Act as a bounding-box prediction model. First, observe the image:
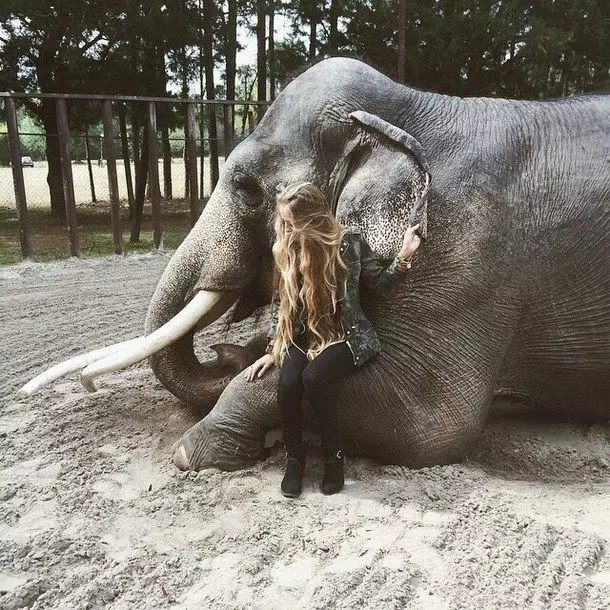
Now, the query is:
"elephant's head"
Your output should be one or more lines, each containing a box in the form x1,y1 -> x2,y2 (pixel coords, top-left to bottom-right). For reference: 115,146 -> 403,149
20,58 -> 431,418
140,58 -> 430,408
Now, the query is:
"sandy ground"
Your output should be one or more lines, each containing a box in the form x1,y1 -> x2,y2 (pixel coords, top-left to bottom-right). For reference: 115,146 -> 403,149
0,254 -> 608,609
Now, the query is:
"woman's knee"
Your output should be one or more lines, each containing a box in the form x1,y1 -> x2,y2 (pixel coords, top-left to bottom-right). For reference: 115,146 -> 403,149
301,364 -> 327,390
278,366 -> 304,393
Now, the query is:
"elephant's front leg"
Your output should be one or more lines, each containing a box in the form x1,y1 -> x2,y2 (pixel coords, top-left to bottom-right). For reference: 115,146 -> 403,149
173,365 -> 282,471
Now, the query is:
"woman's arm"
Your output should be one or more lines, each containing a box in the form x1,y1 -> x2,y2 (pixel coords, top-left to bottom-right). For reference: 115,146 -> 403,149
359,225 -> 421,292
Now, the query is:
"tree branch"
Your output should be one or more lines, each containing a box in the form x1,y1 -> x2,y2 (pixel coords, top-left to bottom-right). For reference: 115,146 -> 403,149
79,31 -> 105,54
0,75 -> 42,116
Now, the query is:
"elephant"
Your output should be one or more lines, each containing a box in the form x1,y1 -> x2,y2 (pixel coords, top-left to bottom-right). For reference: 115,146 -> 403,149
21,57 -> 609,472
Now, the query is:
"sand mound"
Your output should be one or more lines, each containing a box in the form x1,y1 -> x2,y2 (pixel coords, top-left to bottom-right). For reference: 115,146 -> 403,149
1,254 -> 608,609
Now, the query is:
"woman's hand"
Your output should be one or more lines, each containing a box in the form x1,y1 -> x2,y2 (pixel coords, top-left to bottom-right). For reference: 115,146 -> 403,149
399,223 -> 422,260
244,354 -> 275,381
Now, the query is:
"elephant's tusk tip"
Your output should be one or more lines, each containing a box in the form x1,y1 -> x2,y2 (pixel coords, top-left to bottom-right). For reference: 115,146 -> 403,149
16,386 -> 33,398
80,374 -> 98,393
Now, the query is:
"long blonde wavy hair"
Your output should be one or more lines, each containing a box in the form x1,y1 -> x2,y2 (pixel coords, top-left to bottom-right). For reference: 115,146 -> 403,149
270,182 -> 349,366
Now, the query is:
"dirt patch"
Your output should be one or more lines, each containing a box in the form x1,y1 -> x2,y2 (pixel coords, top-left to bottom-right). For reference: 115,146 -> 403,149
1,255 -> 608,609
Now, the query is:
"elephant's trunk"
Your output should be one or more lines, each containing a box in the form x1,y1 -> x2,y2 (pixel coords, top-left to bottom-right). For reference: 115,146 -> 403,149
143,245 -> 242,410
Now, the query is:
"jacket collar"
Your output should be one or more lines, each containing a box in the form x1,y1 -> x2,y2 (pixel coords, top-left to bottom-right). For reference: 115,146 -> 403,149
339,226 -> 360,257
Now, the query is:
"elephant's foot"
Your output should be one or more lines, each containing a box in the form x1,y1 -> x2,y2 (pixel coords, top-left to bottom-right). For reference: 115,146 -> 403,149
171,414 -> 266,472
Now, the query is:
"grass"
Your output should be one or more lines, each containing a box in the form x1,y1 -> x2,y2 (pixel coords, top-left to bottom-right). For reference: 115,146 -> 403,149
0,199 -> 198,266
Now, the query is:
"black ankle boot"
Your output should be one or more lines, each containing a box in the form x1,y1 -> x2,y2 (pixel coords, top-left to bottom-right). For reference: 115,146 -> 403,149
281,450 -> 306,498
321,450 -> 345,495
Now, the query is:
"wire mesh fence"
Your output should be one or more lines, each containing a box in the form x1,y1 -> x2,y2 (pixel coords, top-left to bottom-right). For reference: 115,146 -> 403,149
0,95 -> 269,263
0,136 -> 225,207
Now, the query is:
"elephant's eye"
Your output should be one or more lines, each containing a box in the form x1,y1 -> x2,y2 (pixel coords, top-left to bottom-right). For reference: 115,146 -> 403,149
233,172 -> 263,208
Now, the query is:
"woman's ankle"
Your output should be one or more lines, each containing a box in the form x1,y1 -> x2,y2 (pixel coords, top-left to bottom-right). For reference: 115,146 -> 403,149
321,449 -> 345,495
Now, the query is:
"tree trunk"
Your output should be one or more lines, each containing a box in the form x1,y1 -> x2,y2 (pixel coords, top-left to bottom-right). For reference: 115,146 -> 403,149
162,125 -> 172,200
184,143 -> 190,199
309,15 -> 317,60
199,33 -> 205,197
157,45 -> 172,200
119,104 -> 135,218
131,104 -> 141,167
199,104 -> 205,197
203,0 -> 219,190
329,0 -> 339,56
226,0 -> 237,132
268,2 -> 275,99
181,43 -> 190,198
84,129 -> 97,203
256,0 -> 267,121
41,99 -> 66,218
130,113 -> 149,243
397,0 -> 406,83
241,74 -> 249,137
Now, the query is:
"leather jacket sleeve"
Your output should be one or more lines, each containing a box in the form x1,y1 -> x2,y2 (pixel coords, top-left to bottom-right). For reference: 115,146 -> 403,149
359,235 -> 411,292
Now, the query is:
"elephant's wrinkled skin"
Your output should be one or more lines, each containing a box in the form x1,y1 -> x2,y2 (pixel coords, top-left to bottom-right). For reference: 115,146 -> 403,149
146,57 -> 609,471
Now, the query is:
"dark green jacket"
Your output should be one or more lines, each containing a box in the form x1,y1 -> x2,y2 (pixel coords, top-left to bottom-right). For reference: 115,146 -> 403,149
267,226 -> 411,367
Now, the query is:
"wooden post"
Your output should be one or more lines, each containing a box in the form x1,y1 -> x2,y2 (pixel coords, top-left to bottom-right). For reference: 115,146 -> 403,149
186,103 -> 199,226
84,129 -> 97,202
147,101 -> 162,249
5,97 -> 30,259
102,100 -> 123,255
56,97 -> 79,257
118,104 -> 135,216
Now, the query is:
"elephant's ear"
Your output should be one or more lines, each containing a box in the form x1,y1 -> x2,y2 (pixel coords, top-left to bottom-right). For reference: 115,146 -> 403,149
329,110 -> 431,253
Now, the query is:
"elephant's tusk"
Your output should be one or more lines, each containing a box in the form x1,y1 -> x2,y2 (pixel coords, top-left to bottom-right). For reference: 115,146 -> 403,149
80,290 -> 224,393
17,337 -> 143,397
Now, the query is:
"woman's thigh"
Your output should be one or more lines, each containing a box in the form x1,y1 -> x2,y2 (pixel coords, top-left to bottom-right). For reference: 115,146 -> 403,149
302,341 -> 356,384
278,335 -> 309,389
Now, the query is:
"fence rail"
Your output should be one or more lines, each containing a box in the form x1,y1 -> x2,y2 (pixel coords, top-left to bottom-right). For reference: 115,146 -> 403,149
0,92 -> 269,105
1,93 -> 271,261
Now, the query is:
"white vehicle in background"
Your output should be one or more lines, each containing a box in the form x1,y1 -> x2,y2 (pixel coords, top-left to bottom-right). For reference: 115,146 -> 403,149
21,156 -> 34,167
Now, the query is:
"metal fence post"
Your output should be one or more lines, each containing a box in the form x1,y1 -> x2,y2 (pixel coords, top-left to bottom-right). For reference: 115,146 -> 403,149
186,103 -> 199,227
56,97 -> 79,257
147,101 -> 162,249
5,97 -> 31,259
102,100 -> 123,255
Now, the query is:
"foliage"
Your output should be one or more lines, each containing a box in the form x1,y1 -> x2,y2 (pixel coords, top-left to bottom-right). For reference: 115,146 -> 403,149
339,0 -> 608,98
0,0 -> 607,216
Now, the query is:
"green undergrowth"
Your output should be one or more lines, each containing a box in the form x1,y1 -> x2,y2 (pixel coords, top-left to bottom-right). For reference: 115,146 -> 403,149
0,199 -> 201,266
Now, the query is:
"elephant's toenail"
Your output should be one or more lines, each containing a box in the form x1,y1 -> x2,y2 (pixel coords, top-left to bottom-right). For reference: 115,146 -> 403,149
173,444 -> 191,471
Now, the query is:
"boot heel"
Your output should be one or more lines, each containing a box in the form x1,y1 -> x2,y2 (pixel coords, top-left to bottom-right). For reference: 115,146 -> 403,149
281,452 -> 306,498
321,450 -> 345,495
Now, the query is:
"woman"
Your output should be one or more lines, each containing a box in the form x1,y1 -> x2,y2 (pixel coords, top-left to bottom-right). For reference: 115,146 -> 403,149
244,182 -> 422,497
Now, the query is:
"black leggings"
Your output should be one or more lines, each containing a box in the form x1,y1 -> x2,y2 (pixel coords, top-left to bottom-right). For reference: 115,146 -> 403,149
277,331 -> 357,456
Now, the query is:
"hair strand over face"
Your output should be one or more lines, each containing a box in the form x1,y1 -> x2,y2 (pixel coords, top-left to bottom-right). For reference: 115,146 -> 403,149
271,182 -> 349,365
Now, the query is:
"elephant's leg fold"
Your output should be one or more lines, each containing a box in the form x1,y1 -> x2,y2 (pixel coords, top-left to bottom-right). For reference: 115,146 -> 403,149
334,357 -> 490,468
173,365 -> 281,471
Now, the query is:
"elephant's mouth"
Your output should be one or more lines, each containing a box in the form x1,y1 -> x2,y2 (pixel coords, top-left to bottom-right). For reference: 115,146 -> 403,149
18,288 -> 241,397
